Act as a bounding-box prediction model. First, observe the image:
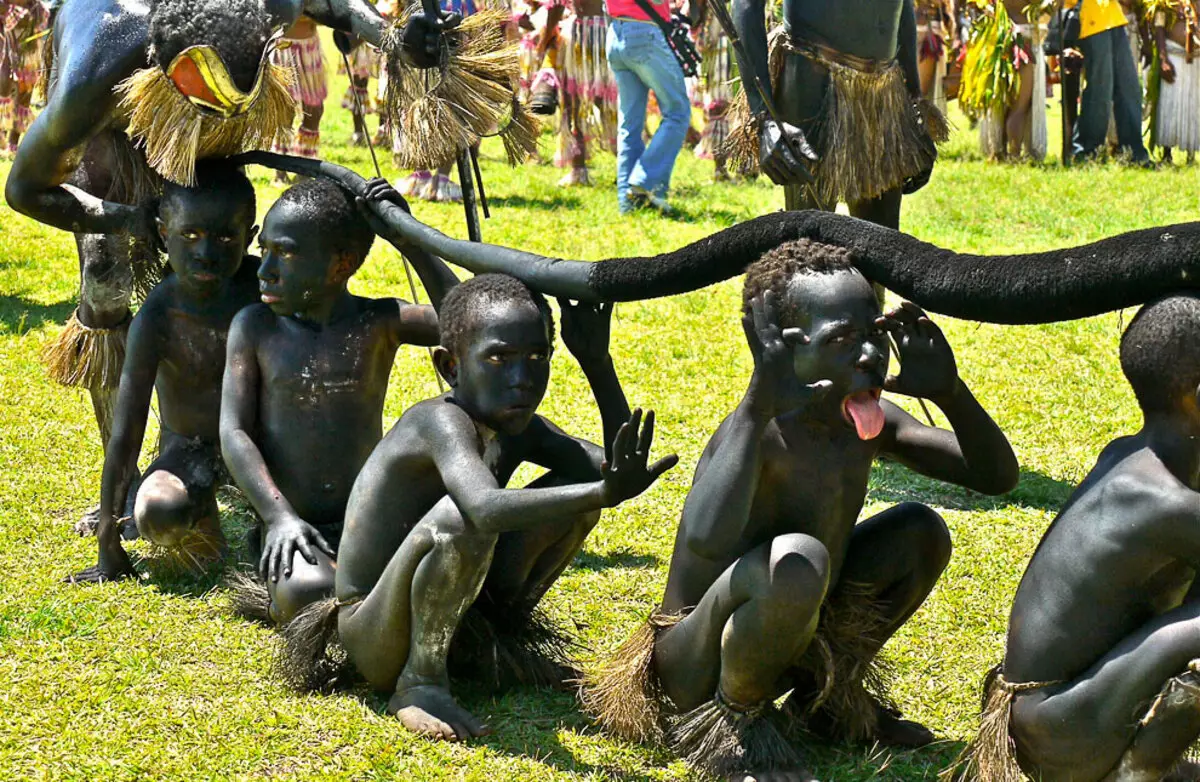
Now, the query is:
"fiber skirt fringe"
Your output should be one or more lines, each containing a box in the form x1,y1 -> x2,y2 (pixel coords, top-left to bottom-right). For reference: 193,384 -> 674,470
41,308 -> 129,389
556,15 -> 617,165
940,664 -> 1059,782
383,6 -> 539,169
725,29 -> 949,206
271,35 -> 328,108
447,599 -> 580,690
1157,40 -> 1200,152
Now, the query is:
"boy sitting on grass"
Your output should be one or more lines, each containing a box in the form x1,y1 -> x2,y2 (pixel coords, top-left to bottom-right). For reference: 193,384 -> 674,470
953,294 -> 1200,782
221,177 -> 456,623
68,161 -> 260,583
278,273 -> 676,741
585,239 -> 1018,781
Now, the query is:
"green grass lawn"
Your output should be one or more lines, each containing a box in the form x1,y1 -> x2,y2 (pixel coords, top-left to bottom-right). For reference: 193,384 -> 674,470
2,58 -> 1199,779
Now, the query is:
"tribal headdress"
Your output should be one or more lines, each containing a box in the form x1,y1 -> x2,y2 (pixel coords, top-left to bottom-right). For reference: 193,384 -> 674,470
235,153 -> 1200,327
117,28 -> 298,185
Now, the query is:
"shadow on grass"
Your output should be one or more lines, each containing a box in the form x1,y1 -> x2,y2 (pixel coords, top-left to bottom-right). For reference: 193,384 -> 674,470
488,194 -> 583,211
573,549 -> 659,571
869,459 -> 1074,513
0,294 -> 74,331
463,685 -> 672,780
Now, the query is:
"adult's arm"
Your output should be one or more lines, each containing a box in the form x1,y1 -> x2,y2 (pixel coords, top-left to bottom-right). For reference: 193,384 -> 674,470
731,0 -> 771,115
5,7 -> 149,235
898,0 -> 922,96
302,0 -> 389,45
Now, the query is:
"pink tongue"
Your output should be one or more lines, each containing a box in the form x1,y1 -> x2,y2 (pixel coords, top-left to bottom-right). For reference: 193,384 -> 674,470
845,392 -> 885,440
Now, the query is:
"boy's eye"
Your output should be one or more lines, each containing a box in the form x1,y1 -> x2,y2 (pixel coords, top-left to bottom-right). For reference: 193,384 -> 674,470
485,354 -> 505,365
217,235 -> 234,244
529,352 -> 547,362
181,230 -> 200,240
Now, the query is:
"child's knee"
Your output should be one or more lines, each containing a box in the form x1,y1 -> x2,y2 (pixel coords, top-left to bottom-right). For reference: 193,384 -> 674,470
134,471 -> 197,547
270,562 -> 336,624
897,502 -> 952,571
765,533 -> 830,614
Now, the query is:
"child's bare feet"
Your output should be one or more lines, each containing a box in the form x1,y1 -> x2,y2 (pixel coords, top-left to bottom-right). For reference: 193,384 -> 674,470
389,683 -> 491,741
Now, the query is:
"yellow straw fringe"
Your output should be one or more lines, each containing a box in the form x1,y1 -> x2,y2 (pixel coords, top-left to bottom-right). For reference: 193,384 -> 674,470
40,309 -> 129,390
725,30 -> 948,206
116,64 -> 298,185
941,666 -> 1058,782
580,611 -> 683,744
383,8 -> 538,169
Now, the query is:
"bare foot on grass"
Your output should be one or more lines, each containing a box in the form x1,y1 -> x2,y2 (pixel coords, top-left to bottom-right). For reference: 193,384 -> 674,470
389,683 -> 490,742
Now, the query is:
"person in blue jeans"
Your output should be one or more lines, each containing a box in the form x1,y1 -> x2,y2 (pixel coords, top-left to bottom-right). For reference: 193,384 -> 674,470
606,12 -> 690,214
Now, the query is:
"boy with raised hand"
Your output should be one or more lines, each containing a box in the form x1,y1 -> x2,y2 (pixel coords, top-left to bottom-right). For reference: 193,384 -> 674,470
220,176 -> 457,623
278,273 -> 675,741
585,238 -> 1017,781
68,161 -> 261,584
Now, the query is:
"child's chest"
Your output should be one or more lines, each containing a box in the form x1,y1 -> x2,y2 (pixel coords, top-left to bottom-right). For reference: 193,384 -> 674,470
259,323 -> 393,402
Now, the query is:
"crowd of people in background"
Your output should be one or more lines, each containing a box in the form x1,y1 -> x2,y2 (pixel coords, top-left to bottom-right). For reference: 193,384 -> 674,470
4,0 -> 1196,209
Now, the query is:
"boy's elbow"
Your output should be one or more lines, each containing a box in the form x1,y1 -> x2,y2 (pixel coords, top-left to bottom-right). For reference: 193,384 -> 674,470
5,174 -> 33,216
971,456 -> 1019,496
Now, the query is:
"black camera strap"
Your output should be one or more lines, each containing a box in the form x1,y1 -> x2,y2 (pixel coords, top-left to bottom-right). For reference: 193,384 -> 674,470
626,0 -> 702,77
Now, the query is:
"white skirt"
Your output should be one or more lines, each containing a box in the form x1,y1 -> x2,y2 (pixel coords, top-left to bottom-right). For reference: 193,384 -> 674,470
1157,39 -> 1200,152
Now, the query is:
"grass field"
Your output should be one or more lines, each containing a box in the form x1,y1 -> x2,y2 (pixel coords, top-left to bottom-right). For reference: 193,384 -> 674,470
2,54 -> 1199,780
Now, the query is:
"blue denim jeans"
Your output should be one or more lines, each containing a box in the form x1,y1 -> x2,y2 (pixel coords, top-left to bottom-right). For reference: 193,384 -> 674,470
605,19 -> 690,212
1072,24 -> 1148,161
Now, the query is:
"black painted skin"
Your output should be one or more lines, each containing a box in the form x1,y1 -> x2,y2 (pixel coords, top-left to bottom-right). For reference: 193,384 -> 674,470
1004,393 -> 1200,779
68,187 -> 261,583
332,299 -> 676,743
219,189 -> 456,623
652,271 -> 1016,781
731,0 -> 925,226
3,0 -> 389,239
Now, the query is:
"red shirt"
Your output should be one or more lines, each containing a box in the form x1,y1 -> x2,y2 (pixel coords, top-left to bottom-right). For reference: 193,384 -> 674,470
605,0 -> 669,23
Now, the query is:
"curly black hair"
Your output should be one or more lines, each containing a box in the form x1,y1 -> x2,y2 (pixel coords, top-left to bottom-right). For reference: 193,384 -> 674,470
273,178 -> 376,269
149,0 -> 272,93
1120,294 -> 1200,415
439,274 -> 556,356
159,159 -> 256,226
742,238 -> 858,320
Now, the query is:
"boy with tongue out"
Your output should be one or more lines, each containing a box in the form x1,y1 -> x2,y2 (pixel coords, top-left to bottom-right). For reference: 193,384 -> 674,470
585,238 -> 1017,781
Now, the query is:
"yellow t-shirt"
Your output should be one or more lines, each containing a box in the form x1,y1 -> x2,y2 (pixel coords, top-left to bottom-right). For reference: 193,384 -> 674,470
1065,0 -> 1131,38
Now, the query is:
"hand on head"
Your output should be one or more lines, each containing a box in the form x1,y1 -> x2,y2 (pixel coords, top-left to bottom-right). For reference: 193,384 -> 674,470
600,409 -> 678,506
355,176 -> 411,241
259,517 -> 335,582
558,299 -> 613,369
743,290 -> 833,419
877,302 -> 958,401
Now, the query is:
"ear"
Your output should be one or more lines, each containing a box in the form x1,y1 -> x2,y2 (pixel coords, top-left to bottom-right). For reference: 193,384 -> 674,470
329,251 -> 357,286
155,217 -> 167,245
433,347 -> 458,387
244,224 -> 259,251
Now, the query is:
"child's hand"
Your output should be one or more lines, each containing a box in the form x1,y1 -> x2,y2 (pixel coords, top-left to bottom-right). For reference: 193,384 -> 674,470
355,177 -> 411,242
879,302 -> 959,402
743,291 -> 832,420
260,516 -> 335,582
558,299 -> 612,369
600,409 -> 678,506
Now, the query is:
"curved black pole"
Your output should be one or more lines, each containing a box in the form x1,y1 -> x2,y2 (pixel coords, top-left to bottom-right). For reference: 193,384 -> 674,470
233,151 -> 1200,323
